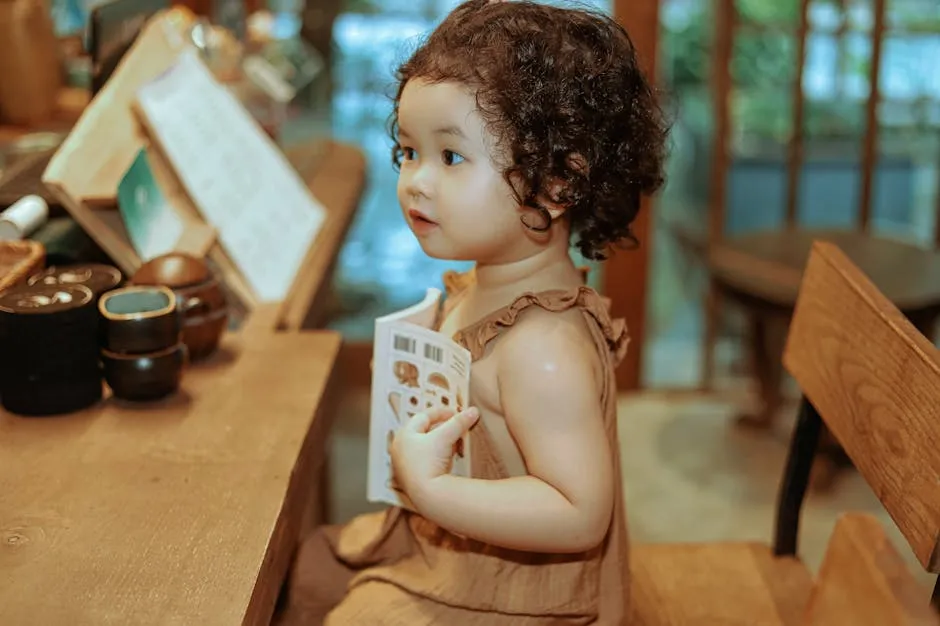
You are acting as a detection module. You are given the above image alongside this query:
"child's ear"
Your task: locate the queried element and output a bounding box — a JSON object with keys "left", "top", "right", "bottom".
{"left": 538, "top": 179, "right": 569, "bottom": 220}
{"left": 538, "top": 152, "right": 587, "bottom": 219}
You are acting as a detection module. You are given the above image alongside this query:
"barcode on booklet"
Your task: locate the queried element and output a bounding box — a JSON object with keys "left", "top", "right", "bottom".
{"left": 393, "top": 334, "right": 417, "bottom": 354}
{"left": 423, "top": 343, "right": 444, "bottom": 364}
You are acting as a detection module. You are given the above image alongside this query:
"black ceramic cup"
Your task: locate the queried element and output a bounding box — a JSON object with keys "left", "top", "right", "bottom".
{"left": 98, "top": 285, "right": 180, "bottom": 354}
{"left": 101, "top": 342, "right": 187, "bottom": 401}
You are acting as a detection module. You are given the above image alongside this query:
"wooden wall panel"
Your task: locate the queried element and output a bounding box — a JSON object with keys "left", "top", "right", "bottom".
{"left": 607, "top": 0, "right": 660, "bottom": 390}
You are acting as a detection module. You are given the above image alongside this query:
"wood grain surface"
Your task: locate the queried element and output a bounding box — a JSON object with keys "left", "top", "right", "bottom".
{"left": 0, "top": 327, "right": 341, "bottom": 625}
{"left": 784, "top": 241, "right": 940, "bottom": 572}
{"left": 804, "top": 513, "right": 938, "bottom": 625}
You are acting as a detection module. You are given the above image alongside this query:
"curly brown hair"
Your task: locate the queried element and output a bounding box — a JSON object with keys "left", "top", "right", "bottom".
{"left": 388, "top": 0, "right": 670, "bottom": 260}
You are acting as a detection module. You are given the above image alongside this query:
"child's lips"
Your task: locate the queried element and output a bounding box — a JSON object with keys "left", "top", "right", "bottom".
{"left": 408, "top": 209, "right": 437, "bottom": 225}
{"left": 408, "top": 209, "right": 439, "bottom": 234}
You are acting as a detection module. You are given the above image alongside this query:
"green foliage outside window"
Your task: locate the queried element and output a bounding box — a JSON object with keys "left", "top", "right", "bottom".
{"left": 662, "top": 0, "right": 871, "bottom": 141}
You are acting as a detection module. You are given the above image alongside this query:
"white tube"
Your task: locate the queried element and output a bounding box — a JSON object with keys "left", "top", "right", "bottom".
{"left": 0, "top": 195, "right": 49, "bottom": 240}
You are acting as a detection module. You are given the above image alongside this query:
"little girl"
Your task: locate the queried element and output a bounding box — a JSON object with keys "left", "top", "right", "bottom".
{"left": 277, "top": 1, "right": 668, "bottom": 624}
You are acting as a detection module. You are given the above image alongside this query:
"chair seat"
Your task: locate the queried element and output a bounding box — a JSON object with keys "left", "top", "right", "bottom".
{"left": 707, "top": 229, "right": 940, "bottom": 311}
{"left": 630, "top": 542, "right": 813, "bottom": 626}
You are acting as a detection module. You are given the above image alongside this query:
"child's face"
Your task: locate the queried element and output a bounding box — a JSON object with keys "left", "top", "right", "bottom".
{"left": 396, "top": 79, "right": 526, "bottom": 263}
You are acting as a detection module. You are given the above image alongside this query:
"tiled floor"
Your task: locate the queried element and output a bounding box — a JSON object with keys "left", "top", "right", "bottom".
{"left": 326, "top": 386, "right": 935, "bottom": 589}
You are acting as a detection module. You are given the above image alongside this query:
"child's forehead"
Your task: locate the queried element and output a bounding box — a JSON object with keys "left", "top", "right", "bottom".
{"left": 398, "top": 78, "right": 505, "bottom": 157}
{"left": 399, "top": 79, "right": 478, "bottom": 125}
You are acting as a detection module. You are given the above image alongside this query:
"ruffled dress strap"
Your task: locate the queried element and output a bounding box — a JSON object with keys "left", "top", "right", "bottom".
{"left": 452, "top": 285, "right": 630, "bottom": 366}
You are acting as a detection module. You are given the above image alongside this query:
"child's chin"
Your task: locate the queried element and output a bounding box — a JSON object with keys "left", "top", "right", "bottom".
{"left": 415, "top": 240, "right": 471, "bottom": 262}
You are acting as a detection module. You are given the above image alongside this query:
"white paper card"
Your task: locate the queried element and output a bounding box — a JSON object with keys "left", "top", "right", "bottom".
{"left": 367, "top": 288, "right": 473, "bottom": 510}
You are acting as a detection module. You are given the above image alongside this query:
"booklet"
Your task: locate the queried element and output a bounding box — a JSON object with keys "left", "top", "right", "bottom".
{"left": 367, "top": 288, "right": 472, "bottom": 509}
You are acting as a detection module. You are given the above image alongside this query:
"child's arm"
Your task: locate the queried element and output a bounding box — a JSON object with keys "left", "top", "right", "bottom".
{"left": 410, "top": 313, "right": 614, "bottom": 554}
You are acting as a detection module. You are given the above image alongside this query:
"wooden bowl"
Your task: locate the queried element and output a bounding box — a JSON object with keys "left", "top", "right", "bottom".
{"left": 131, "top": 253, "right": 210, "bottom": 289}
{"left": 182, "top": 306, "right": 228, "bottom": 361}
{"left": 98, "top": 286, "right": 180, "bottom": 354}
{"left": 0, "top": 240, "right": 45, "bottom": 294}
{"left": 102, "top": 342, "right": 187, "bottom": 401}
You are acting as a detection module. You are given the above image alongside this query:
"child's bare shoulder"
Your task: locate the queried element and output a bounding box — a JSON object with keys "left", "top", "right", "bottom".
{"left": 493, "top": 306, "right": 602, "bottom": 382}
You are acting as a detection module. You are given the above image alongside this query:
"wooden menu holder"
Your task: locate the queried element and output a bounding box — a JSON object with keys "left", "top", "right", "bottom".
{"left": 41, "top": 11, "right": 218, "bottom": 275}
{"left": 40, "top": 10, "right": 313, "bottom": 314}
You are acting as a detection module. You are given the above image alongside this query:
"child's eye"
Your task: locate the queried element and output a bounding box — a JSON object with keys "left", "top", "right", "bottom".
{"left": 400, "top": 147, "right": 417, "bottom": 161}
{"left": 442, "top": 150, "right": 465, "bottom": 166}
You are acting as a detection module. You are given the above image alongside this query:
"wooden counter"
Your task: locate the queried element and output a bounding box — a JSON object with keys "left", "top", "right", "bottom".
{"left": 0, "top": 324, "right": 342, "bottom": 625}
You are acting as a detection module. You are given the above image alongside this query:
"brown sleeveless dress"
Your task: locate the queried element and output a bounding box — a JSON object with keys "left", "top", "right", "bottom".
{"left": 276, "top": 271, "right": 631, "bottom": 625}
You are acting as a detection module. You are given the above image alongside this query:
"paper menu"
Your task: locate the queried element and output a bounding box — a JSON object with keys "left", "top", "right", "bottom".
{"left": 133, "top": 49, "right": 326, "bottom": 302}
{"left": 367, "top": 288, "right": 473, "bottom": 509}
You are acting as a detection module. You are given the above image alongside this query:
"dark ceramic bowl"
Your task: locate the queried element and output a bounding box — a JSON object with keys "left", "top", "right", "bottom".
{"left": 175, "top": 278, "right": 226, "bottom": 317}
{"left": 101, "top": 342, "right": 187, "bottom": 401}
{"left": 98, "top": 286, "right": 180, "bottom": 354}
{"left": 182, "top": 306, "right": 229, "bottom": 361}
{"left": 131, "top": 253, "right": 210, "bottom": 289}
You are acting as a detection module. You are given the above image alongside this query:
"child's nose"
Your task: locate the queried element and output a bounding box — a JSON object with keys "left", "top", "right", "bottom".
{"left": 407, "top": 164, "right": 435, "bottom": 199}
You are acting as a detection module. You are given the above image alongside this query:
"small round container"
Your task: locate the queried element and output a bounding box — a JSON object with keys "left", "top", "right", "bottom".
{"left": 0, "top": 283, "right": 100, "bottom": 379}
{"left": 175, "top": 277, "right": 226, "bottom": 317}
{"left": 98, "top": 285, "right": 180, "bottom": 354}
{"left": 182, "top": 307, "right": 229, "bottom": 361}
{"left": 0, "top": 282, "right": 103, "bottom": 416}
{"left": 0, "top": 373, "right": 103, "bottom": 417}
{"left": 130, "top": 253, "right": 228, "bottom": 361}
{"left": 101, "top": 342, "right": 187, "bottom": 402}
{"left": 28, "top": 263, "right": 123, "bottom": 302}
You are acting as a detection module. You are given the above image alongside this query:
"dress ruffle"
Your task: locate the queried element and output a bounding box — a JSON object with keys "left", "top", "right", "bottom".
{"left": 442, "top": 270, "right": 630, "bottom": 367}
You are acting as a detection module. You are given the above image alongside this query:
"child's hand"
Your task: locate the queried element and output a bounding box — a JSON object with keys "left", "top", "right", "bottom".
{"left": 390, "top": 406, "right": 480, "bottom": 502}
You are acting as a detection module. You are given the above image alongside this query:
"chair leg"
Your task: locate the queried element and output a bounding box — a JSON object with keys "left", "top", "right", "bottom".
{"left": 701, "top": 277, "right": 720, "bottom": 391}
{"left": 773, "top": 396, "right": 822, "bottom": 556}
{"left": 738, "top": 311, "right": 787, "bottom": 429}
{"left": 932, "top": 575, "right": 940, "bottom": 613}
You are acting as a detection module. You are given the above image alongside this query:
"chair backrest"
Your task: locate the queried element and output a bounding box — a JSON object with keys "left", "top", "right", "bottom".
{"left": 803, "top": 513, "right": 939, "bottom": 626}
{"left": 783, "top": 241, "right": 940, "bottom": 573}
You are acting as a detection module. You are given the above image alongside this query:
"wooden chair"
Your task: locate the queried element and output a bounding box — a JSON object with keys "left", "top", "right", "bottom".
{"left": 804, "top": 513, "right": 939, "bottom": 626}
{"left": 630, "top": 241, "right": 940, "bottom": 625}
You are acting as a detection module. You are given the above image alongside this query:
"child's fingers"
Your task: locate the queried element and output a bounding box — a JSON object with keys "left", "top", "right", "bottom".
{"left": 406, "top": 407, "right": 454, "bottom": 433}
{"left": 428, "top": 408, "right": 480, "bottom": 444}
